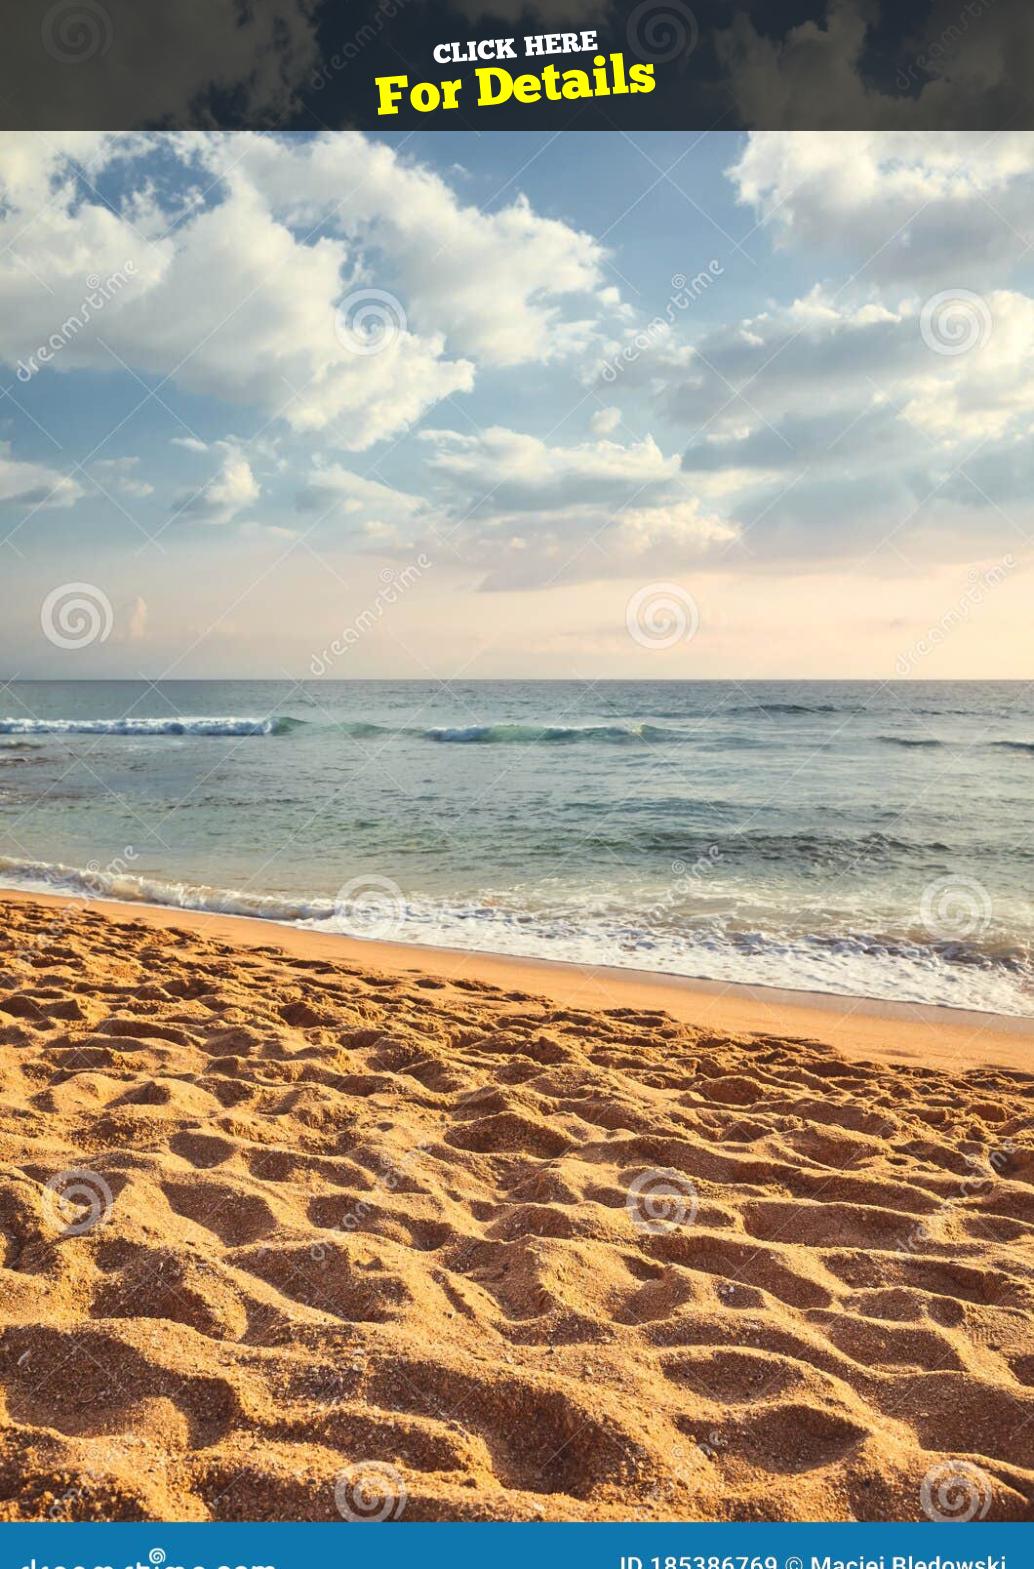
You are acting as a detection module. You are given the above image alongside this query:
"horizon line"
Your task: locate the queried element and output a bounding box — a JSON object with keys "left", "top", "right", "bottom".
{"left": 5, "top": 675, "right": 1031, "bottom": 685}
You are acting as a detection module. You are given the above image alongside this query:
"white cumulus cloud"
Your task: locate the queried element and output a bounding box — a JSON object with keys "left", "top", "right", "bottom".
{"left": 173, "top": 443, "right": 261, "bottom": 526}
{"left": 0, "top": 447, "right": 83, "bottom": 511}
{"left": 0, "top": 132, "right": 614, "bottom": 452}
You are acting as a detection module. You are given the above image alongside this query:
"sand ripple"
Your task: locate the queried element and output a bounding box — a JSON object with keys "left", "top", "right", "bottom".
{"left": 1, "top": 899, "right": 1033, "bottom": 1520}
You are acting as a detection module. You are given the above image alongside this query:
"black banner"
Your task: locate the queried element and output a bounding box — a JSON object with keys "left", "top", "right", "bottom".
{"left": 0, "top": 0, "right": 1024, "bottom": 132}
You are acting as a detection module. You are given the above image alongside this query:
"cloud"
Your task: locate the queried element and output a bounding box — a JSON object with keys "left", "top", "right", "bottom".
{"left": 91, "top": 458, "right": 154, "bottom": 499}
{"left": 125, "top": 596, "right": 149, "bottom": 641}
{"left": 4, "top": 2, "right": 320, "bottom": 130}
{"left": 296, "top": 462, "right": 439, "bottom": 545}
{"left": 0, "top": 131, "right": 612, "bottom": 450}
{"left": 293, "top": 430, "right": 736, "bottom": 586}
{"left": 173, "top": 443, "right": 261, "bottom": 525}
{"left": 618, "top": 285, "right": 1034, "bottom": 561}
{"left": 239, "top": 522, "right": 299, "bottom": 541}
{"left": 662, "top": 289, "right": 1034, "bottom": 450}
{"left": 425, "top": 424, "right": 682, "bottom": 496}
{"left": 718, "top": 0, "right": 1034, "bottom": 134}
{"left": 590, "top": 405, "right": 622, "bottom": 435}
{"left": 8, "top": 125, "right": 1031, "bottom": 597}
{"left": 449, "top": 0, "right": 607, "bottom": 19}
{"left": 420, "top": 426, "right": 737, "bottom": 586}
{"left": 0, "top": 135, "right": 549, "bottom": 455}
{"left": 194, "top": 134, "right": 610, "bottom": 368}
{"left": 0, "top": 447, "right": 83, "bottom": 510}
{"left": 729, "top": 129, "right": 1034, "bottom": 288}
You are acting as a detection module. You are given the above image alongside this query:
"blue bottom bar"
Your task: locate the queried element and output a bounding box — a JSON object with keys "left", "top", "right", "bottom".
{"left": 0, "top": 1523, "right": 1026, "bottom": 1569}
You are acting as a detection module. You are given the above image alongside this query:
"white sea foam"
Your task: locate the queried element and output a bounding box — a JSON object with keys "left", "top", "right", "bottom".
{"left": 0, "top": 716, "right": 286, "bottom": 737}
{"left": 0, "top": 855, "right": 1029, "bottom": 1017}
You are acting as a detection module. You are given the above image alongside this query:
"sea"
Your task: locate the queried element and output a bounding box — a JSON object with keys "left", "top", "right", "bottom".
{"left": 0, "top": 679, "right": 1031, "bottom": 1016}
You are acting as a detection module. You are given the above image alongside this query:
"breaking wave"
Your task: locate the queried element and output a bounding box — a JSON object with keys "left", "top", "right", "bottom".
{"left": 421, "top": 722, "right": 682, "bottom": 745}
{"left": 0, "top": 716, "right": 299, "bottom": 738}
{"left": 0, "top": 716, "right": 685, "bottom": 746}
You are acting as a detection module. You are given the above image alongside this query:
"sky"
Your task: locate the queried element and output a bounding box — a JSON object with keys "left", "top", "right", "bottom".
{"left": 1, "top": 128, "right": 1033, "bottom": 680}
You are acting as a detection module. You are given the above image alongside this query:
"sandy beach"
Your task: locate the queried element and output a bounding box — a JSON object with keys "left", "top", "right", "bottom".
{"left": 1, "top": 889, "right": 1033, "bottom": 1522}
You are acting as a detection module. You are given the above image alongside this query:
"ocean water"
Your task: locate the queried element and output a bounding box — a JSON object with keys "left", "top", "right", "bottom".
{"left": 0, "top": 679, "right": 1031, "bottom": 1016}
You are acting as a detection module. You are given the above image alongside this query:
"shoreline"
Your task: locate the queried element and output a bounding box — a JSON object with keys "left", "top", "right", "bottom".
{"left": 2, "top": 884, "right": 1030, "bottom": 1074}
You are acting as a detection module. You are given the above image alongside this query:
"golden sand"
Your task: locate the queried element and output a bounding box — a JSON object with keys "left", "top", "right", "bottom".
{"left": 1, "top": 891, "right": 1032, "bottom": 1521}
